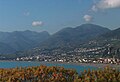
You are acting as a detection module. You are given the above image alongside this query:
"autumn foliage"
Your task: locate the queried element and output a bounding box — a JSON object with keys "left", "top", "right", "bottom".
{"left": 0, "top": 65, "right": 120, "bottom": 82}
{"left": 0, "top": 65, "right": 77, "bottom": 82}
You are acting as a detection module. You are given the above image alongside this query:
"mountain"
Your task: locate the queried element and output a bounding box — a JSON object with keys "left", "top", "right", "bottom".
{"left": 15, "top": 24, "right": 110, "bottom": 57}
{"left": 0, "top": 24, "right": 112, "bottom": 57}
{"left": 39, "top": 24, "right": 110, "bottom": 49}
{"left": 91, "top": 27, "right": 120, "bottom": 47}
{"left": 0, "top": 42, "right": 15, "bottom": 54}
{"left": 89, "top": 27, "right": 120, "bottom": 58}
{"left": 93, "top": 27, "right": 120, "bottom": 49}
{"left": 0, "top": 30, "right": 50, "bottom": 54}
{"left": 99, "top": 27, "right": 120, "bottom": 39}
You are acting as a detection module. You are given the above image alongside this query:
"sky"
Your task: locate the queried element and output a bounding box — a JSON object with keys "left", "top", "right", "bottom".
{"left": 0, "top": 0, "right": 120, "bottom": 34}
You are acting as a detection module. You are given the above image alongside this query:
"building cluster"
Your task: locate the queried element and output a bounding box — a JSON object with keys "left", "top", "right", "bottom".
{"left": 16, "top": 54, "right": 120, "bottom": 64}
{"left": 0, "top": 41, "right": 119, "bottom": 65}
{"left": 15, "top": 45, "right": 120, "bottom": 64}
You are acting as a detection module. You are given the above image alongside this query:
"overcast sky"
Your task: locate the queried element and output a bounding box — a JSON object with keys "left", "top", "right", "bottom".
{"left": 0, "top": 0, "right": 120, "bottom": 34}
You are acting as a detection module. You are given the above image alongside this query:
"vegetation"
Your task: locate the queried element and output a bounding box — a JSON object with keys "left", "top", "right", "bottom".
{"left": 0, "top": 65, "right": 77, "bottom": 82}
{"left": 0, "top": 65, "right": 120, "bottom": 82}
{"left": 75, "top": 66, "right": 120, "bottom": 82}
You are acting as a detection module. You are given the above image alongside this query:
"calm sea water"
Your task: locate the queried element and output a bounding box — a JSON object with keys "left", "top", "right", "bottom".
{"left": 0, "top": 61, "right": 97, "bottom": 73}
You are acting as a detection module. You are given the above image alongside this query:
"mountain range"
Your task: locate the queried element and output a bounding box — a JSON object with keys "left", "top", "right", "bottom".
{"left": 39, "top": 24, "right": 110, "bottom": 49}
{"left": 0, "top": 30, "right": 50, "bottom": 54}
{"left": 0, "top": 23, "right": 120, "bottom": 58}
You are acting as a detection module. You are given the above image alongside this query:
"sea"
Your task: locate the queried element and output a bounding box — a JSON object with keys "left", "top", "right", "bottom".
{"left": 0, "top": 61, "right": 98, "bottom": 74}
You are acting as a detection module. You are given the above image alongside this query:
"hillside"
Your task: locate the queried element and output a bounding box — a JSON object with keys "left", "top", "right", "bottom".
{"left": 0, "top": 42, "right": 14, "bottom": 54}
{"left": 15, "top": 24, "right": 112, "bottom": 57}
{"left": 93, "top": 27, "right": 120, "bottom": 47}
{"left": 85, "top": 27, "right": 120, "bottom": 58}
{"left": 3, "top": 24, "right": 120, "bottom": 58}
{"left": 39, "top": 24, "right": 110, "bottom": 49}
{"left": 0, "top": 30, "right": 50, "bottom": 54}
{"left": 99, "top": 27, "right": 120, "bottom": 39}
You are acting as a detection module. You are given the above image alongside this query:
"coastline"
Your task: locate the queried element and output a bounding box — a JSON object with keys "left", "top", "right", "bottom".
{"left": 43, "top": 61, "right": 120, "bottom": 69}
{"left": 0, "top": 60, "right": 120, "bottom": 69}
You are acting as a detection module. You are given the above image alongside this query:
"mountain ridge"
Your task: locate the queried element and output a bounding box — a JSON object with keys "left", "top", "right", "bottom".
{"left": 38, "top": 24, "right": 111, "bottom": 49}
{"left": 1, "top": 24, "right": 120, "bottom": 58}
{"left": 0, "top": 30, "right": 50, "bottom": 54}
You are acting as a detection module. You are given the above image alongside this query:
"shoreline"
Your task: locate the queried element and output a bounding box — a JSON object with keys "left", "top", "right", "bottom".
{"left": 0, "top": 60, "right": 120, "bottom": 69}
{"left": 44, "top": 61, "right": 120, "bottom": 69}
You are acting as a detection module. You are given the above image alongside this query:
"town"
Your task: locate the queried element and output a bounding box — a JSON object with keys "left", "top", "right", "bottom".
{"left": 16, "top": 54, "right": 120, "bottom": 64}
{"left": 16, "top": 45, "right": 120, "bottom": 65}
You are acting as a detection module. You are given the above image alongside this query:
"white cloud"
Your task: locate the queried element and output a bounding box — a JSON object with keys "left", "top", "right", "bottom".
{"left": 92, "top": 0, "right": 120, "bottom": 11}
{"left": 32, "top": 21, "right": 43, "bottom": 27}
{"left": 83, "top": 15, "right": 93, "bottom": 22}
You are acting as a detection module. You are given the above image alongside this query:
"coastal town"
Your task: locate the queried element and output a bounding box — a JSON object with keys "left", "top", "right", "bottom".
{"left": 0, "top": 39, "right": 119, "bottom": 65}
{"left": 15, "top": 45, "right": 120, "bottom": 64}
{"left": 16, "top": 54, "right": 120, "bottom": 64}
{"left": 16, "top": 56, "right": 120, "bottom": 64}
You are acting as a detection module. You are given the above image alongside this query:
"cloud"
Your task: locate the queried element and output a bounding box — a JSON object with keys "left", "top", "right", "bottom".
{"left": 92, "top": 5, "right": 98, "bottom": 12}
{"left": 24, "top": 12, "right": 30, "bottom": 16}
{"left": 83, "top": 15, "right": 93, "bottom": 22}
{"left": 32, "top": 21, "right": 43, "bottom": 27}
{"left": 92, "top": 0, "right": 120, "bottom": 11}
